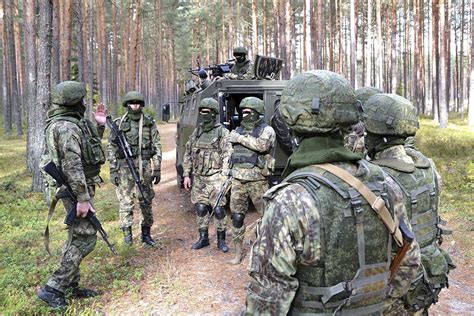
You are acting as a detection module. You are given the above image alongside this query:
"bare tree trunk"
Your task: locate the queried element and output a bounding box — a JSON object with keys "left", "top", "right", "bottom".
{"left": 445, "top": 0, "right": 451, "bottom": 112}
{"left": 1, "top": 0, "right": 12, "bottom": 135}
{"left": 375, "top": 0, "right": 383, "bottom": 90}
{"left": 350, "top": 0, "right": 357, "bottom": 87}
{"left": 469, "top": 0, "right": 474, "bottom": 125}
{"left": 329, "top": 0, "right": 334, "bottom": 71}
{"left": 252, "top": 0, "right": 258, "bottom": 56}
{"left": 51, "top": 0, "right": 60, "bottom": 85}
{"left": 273, "top": 0, "right": 279, "bottom": 59}
{"left": 111, "top": 0, "right": 118, "bottom": 116}
{"left": 390, "top": 0, "right": 397, "bottom": 93}
{"left": 25, "top": 0, "right": 37, "bottom": 171}
{"left": 35, "top": 0, "right": 53, "bottom": 192}
{"left": 459, "top": 0, "right": 465, "bottom": 119}
{"left": 74, "top": 0, "right": 84, "bottom": 83}
{"left": 278, "top": 0, "right": 288, "bottom": 78}
{"left": 87, "top": 0, "right": 94, "bottom": 112}
{"left": 263, "top": 0, "right": 268, "bottom": 56}
{"left": 4, "top": 0, "right": 22, "bottom": 135}
{"left": 439, "top": 0, "right": 448, "bottom": 127}
{"left": 316, "top": 0, "right": 322, "bottom": 68}
{"left": 98, "top": 0, "right": 107, "bottom": 104}
{"left": 367, "top": 0, "right": 372, "bottom": 87}
{"left": 60, "top": 0, "right": 73, "bottom": 81}
{"left": 432, "top": 0, "right": 440, "bottom": 122}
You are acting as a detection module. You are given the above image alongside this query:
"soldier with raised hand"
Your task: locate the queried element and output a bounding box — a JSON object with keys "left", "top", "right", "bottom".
{"left": 344, "top": 86, "right": 382, "bottom": 154}
{"left": 108, "top": 91, "right": 162, "bottom": 247}
{"left": 37, "top": 81, "right": 107, "bottom": 309}
{"left": 364, "top": 93, "right": 454, "bottom": 315}
{"left": 245, "top": 70, "right": 421, "bottom": 315}
{"left": 182, "top": 98, "right": 232, "bottom": 252}
{"left": 227, "top": 97, "right": 275, "bottom": 265}
{"left": 225, "top": 46, "right": 255, "bottom": 80}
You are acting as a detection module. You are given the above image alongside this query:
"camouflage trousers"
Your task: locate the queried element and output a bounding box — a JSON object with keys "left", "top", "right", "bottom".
{"left": 116, "top": 160, "right": 155, "bottom": 228}
{"left": 230, "top": 178, "right": 268, "bottom": 243}
{"left": 191, "top": 173, "right": 227, "bottom": 231}
{"left": 46, "top": 186, "right": 97, "bottom": 293}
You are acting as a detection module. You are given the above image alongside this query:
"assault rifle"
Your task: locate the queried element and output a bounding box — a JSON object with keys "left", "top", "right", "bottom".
{"left": 206, "top": 170, "right": 233, "bottom": 225}
{"left": 106, "top": 115, "right": 147, "bottom": 201}
{"left": 189, "top": 61, "right": 234, "bottom": 79}
{"left": 43, "top": 161, "right": 118, "bottom": 256}
{"left": 389, "top": 219, "right": 415, "bottom": 282}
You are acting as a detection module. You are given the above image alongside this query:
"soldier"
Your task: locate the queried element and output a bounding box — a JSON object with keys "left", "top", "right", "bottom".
{"left": 364, "top": 93, "right": 454, "bottom": 315}
{"left": 108, "top": 91, "right": 162, "bottom": 246}
{"left": 183, "top": 98, "right": 232, "bottom": 252}
{"left": 198, "top": 68, "right": 212, "bottom": 90}
{"left": 344, "top": 87, "right": 382, "bottom": 154}
{"left": 227, "top": 97, "right": 275, "bottom": 265}
{"left": 37, "top": 81, "right": 107, "bottom": 309}
{"left": 225, "top": 46, "right": 254, "bottom": 80}
{"left": 245, "top": 70, "right": 421, "bottom": 315}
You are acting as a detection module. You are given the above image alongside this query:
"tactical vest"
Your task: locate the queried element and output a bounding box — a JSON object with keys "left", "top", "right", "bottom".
{"left": 45, "top": 116, "right": 106, "bottom": 180}
{"left": 231, "top": 123, "right": 268, "bottom": 168}
{"left": 378, "top": 153, "right": 452, "bottom": 311}
{"left": 192, "top": 124, "right": 224, "bottom": 176}
{"left": 231, "top": 59, "right": 252, "bottom": 76}
{"left": 280, "top": 161, "right": 392, "bottom": 315}
{"left": 118, "top": 114, "right": 157, "bottom": 160}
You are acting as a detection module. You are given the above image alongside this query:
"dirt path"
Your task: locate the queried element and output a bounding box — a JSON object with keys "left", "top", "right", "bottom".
{"left": 103, "top": 124, "right": 474, "bottom": 315}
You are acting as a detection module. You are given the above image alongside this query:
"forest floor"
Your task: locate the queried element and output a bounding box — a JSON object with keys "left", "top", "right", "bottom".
{"left": 101, "top": 123, "right": 474, "bottom": 315}
{"left": 0, "top": 120, "right": 473, "bottom": 315}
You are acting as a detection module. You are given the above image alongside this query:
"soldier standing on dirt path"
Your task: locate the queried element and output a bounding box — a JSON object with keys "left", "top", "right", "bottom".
{"left": 364, "top": 93, "right": 455, "bottom": 315}
{"left": 108, "top": 91, "right": 162, "bottom": 247}
{"left": 245, "top": 70, "right": 421, "bottom": 315}
{"left": 182, "top": 98, "right": 232, "bottom": 253}
{"left": 37, "top": 81, "right": 107, "bottom": 310}
{"left": 227, "top": 97, "right": 276, "bottom": 265}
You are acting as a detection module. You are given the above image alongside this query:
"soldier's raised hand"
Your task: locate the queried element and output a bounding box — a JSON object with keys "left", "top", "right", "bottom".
{"left": 228, "top": 130, "right": 241, "bottom": 143}
{"left": 183, "top": 176, "right": 192, "bottom": 191}
{"left": 93, "top": 102, "right": 108, "bottom": 126}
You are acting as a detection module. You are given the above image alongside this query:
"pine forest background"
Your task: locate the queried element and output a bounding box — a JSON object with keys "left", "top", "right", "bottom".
{"left": 0, "top": 0, "right": 474, "bottom": 191}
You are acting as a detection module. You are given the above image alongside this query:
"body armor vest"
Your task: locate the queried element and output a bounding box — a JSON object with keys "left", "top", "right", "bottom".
{"left": 192, "top": 124, "right": 224, "bottom": 176}
{"left": 378, "top": 153, "right": 452, "bottom": 310}
{"left": 231, "top": 59, "right": 252, "bottom": 76}
{"left": 118, "top": 115, "right": 157, "bottom": 160}
{"left": 280, "top": 161, "right": 392, "bottom": 315}
{"left": 231, "top": 123, "right": 267, "bottom": 168}
{"left": 46, "top": 116, "right": 105, "bottom": 180}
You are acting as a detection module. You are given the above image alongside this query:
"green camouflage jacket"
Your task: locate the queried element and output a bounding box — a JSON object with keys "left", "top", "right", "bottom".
{"left": 225, "top": 59, "right": 255, "bottom": 80}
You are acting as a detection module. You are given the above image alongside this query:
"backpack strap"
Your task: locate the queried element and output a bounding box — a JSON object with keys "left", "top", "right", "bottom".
{"left": 314, "top": 163, "right": 403, "bottom": 247}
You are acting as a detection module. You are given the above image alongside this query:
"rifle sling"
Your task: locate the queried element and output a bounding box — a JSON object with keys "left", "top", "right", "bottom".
{"left": 44, "top": 196, "right": 59, "bottom": 256}
{"left": 314, "top": 163, "right": 403, "bottom": 247}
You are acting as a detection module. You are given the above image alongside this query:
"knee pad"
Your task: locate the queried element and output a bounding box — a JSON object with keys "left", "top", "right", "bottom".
{"left": 214, "top": 206, "right": 226, "bottom": 220}
{"left": 232, "top": 213, "right": 245, "bottom": 228}
{"left": 195, "top": 203, "right": 210, "bottom": 217}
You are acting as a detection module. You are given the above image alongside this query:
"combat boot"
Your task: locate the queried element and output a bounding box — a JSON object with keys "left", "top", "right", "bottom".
{"left": 217, "top": 230, "right": 229, "bottom": 253}
{"left": 69, "top": 283, "right": 99, "bottom": 298}
{"left": 191, "top": 228, "right": 210, "bottom": 250}
{"left": 122, "top": 226, "right": 133, "bottom": 245}
{"left": 37, "top": 285, "right": 67, "bottom": 309}
{"left": 229, "top": 240, "right": 243, "bottom": 265}
{"left": 141, "top": 226, "right": 156, "bottom": 247}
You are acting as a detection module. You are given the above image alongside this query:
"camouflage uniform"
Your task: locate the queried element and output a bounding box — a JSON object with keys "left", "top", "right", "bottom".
{"left": 225, "top": 46, "right": 255, "bottom": 80}
{"left": 245, "top": 70, "right": 421, "bottom": 315}
{"left": 108, "top": 91, "right": 162, "bottom": 246}
{"left": 182, "top": 98, "right": 232, "bottom": 251}
{"left": 228, "top": 97, "right": 276, "bottom": 264}
{"left": 344, "top": 87, "right": 382, "bottom": 154}
{"left": 364, "top": 94, "right": 454, "bottom": 315}
{"left": 39, "top": 81, "right": 106, "bottom": 308}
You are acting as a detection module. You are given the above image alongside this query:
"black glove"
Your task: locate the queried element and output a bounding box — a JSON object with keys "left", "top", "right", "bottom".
{"left": 152, "top": 170, "right": 161, "bottom": 185}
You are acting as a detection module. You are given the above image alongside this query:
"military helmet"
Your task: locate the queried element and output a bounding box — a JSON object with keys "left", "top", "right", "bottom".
{"left": 199, "top": 98, "right": 219, "bottom": 113}
{"left": 364, "top": 93, "right": 419, "bottom": 136}
{"left": 51, "top": 81, "right": 86, "bottom": 106}
{"left": 355, "top": 87, "right": 382, "bottom": 108}
{"left": 280, "top": 70, "right": 361, "bottom": 134}
{"left": 198, "top": 68, "right": 208, "bottom": 79}
{"left": 122, "top": 91, "right": 145, "bottom": 107}
{"left": 233, "top": 46, "right": 248, "bottom": 56}
{"left": 240, "top": 97, "right": 264, "bottom": 115}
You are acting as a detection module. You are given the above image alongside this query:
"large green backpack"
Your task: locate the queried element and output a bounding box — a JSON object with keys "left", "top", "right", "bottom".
{"left": 272, "top": 161, "right": 394, "bottom": 315}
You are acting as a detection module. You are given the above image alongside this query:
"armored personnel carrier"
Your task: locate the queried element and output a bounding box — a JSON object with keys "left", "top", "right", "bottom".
{"left": 175, "top": 56, "right": 292, "bottom": 188}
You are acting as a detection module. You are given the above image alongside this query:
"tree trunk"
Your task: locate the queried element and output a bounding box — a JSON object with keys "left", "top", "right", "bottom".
{"left": 35, "top": 0, "right": 53, "bottom": 192}
{"left": 252, "top": 0, "right": 258, "bottom": 56}
{"left": 468, "top": 0, "right": 474, "bottom": 126}
{"left": 111, "top": 0, "right": 118, "bottom": 116}
{"left": 439, "top": 0, "right": 448, "bottom": 128}
{"left": 25, "top": 0, "right": 37, "bottom": 171}
{"left": 60, "top": 0, "right": 73, "bottom": 81}
{"left": 74, "top": 0, "right": 84, "bottom": 83}
{"left": 350, "top": 0, "right": 357, "bottom": 87}
{"left": 1, "top": 0, "right": 12, "bottom": 135}
{"left": 51, "top": 0, "right": 60, "bottom": 85}
{"left": 390, "top": 0, "right": 397, "bottom": 93}
{"left": 316, "top": 0, "right": 322, "bottom": 68}
{"left": 98, "top": 0, "right": 107, "bottom": 104}
{"left": 4, "top": 0, "right": 22, "bottom": 135}
{"left": 432, "top": 0, "right": 440, "bottom": 121}
{"left": 375, "top": 0, "right": 383, "bottom": 90}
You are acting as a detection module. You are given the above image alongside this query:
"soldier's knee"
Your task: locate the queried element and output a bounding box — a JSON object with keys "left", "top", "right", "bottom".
{"left": 214, "top": 206, "right": 226, "bottom": 220}
{"left": 232, "top": 213, "right": 245, "bottom": 228}
{"left": 195, "top": 203, "right": 210, "bottom": 217}
{"left": 70, "top": 235, "right": 97, "bottom": 258}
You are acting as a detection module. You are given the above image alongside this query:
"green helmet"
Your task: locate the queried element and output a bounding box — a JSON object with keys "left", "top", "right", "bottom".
{"left": 280, "top": 70, "right": 361, "bottom": 134}
{"left": 199, "top": 98, "right": 219, "bottom": 113}
{"left": 51, "top": 81, "right": 86, "bottom": 106}
{"left": 364, "top": 93, "right": 419, "bottom": 136}
{"left": 355, "top": 87, "right": 382, "bottom": 108}
{"left": 240, "top": 97, "right": 264, "bottom": 115}
{"left": 233, "top": 46, "right": 248, "bottom": 55}
{"left": 122, "top": 91, "right": 145, "bottom": 107}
